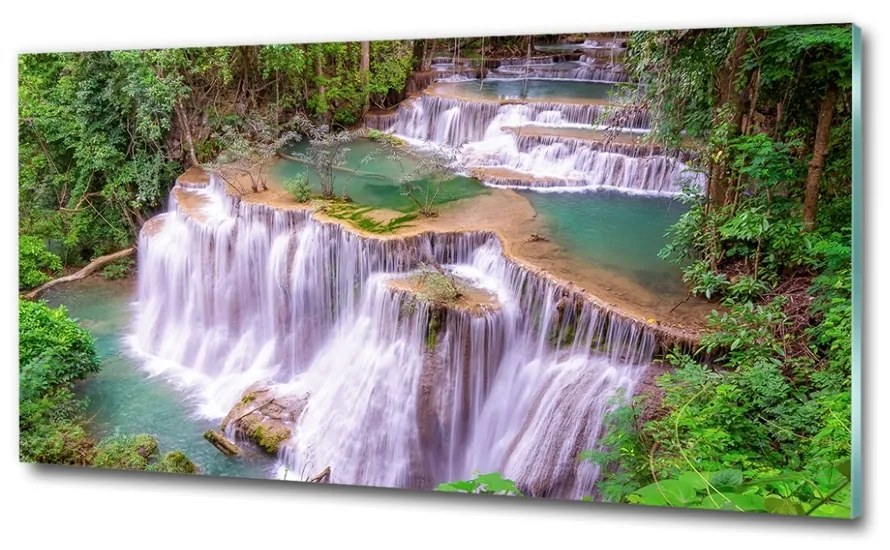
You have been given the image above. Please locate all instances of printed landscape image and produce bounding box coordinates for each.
[18,25,857,516]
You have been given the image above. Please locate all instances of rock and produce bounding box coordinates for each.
[221,382,308,455]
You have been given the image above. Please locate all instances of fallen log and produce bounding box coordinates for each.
[308,466,331,483]
[23,247,136,300]
[203,429,241,456]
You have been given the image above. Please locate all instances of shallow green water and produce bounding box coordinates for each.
[445,78,615,101]
[275,139,487,211]
[522,190,687,296]
[276,139,683,294]
[42,279,275,479]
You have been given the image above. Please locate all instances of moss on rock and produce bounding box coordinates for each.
[249,422,291,454]
[221,382,307,455]
[92,432,159,470]
[147,450,199,474]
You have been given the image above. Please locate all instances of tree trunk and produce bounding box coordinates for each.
[419,39,429,71]
[803,85,838,232]
[709,28,751,207]
[361,41,371,116]
[174,101,199,167]
[23,247,136,300]
[316,50,326,120]
[308,466,331,483]
[203,430,241,456]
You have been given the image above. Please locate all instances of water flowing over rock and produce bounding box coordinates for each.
[388,94,649,146]
[489,56,628,82]
[464,134,707,194]
[373,91,703,195]
[135,176,656,499]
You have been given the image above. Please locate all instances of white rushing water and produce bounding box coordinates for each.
[134,176,654,499]
[367,90,704,195]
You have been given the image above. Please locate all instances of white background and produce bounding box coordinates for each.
[0,1,885,547]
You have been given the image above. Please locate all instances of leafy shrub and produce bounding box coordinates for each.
[19,300,100,401]
[147,450,199,474]
[101,258,135,280]
[19,235,62,290]
[283,175,312,202]
[92,432,160,470]
[725,275,770,304]
[437,472,522,495]
[18,299,101,465]
[626,462,851,518]
[681,260,728,300]
[19,387,95,465]
[410,266,464,304]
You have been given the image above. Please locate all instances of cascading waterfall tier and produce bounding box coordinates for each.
[388,93,650,146]
[489,55,628,83]
[135,175,656,499]
[370,90,704,195]
[464,133,706,194]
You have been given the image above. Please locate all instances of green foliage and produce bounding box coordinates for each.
[283,174,312,202]
[437,472,523,496]
[19,52,181,262]
[409,264,464,304]
[147,450,199,474]
[807,230,853,375]
[18,299,100,465]
[101,258,135,280]
[19,300,100,401]
[19,41,419,267]
[579,398,649,502]
[626,462,850,517]
[93,431,160,470]
[680,260,728,300]
[366,129,405,147]
[19,387,95,465]
[392,144,461,217]
[17,298,197,473]
[19,235,62,289]
[324,202,416,234]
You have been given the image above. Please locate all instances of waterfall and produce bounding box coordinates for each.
[464,134,706,194]
[135,177,655,499]
[373,92,701,195]
[388,94,648,146]
[488,56,628,83]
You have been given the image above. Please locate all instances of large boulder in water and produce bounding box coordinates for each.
[221,382,308,454]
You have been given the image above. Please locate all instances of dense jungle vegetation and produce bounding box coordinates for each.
[16,35,528,468]
[19,299,197,473]
[437,26,855,517]
[18,37,531,276]
[18,27,854,516]
[580,25,853,516]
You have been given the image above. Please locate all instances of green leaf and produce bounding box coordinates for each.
[764,496,805,515]
[632,479,698,507]
[721,492,766,512]
[809,503,851,519]
[474,472,522,495]
[709,469,744,490]
[678,471,710,492]
[436,480,477,493]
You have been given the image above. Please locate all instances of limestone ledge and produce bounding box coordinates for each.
[167,167,712,349]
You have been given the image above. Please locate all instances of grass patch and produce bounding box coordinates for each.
[324,202,417,234]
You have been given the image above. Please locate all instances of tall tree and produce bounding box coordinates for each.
[361,41,371,115]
